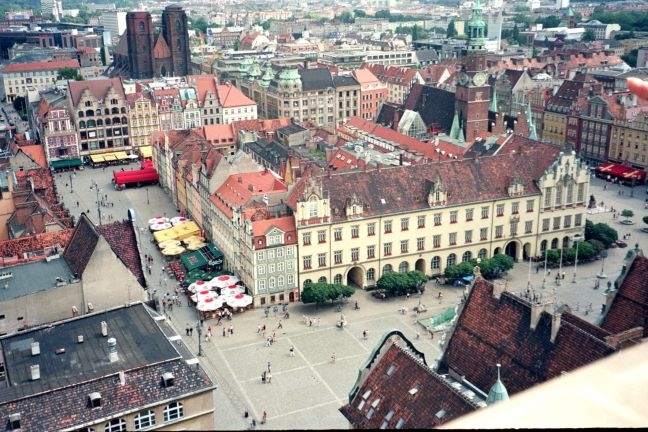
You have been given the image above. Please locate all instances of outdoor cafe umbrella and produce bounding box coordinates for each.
[148,215,169,225]
[220,285,245,297]
[161,245,185,256]
[150,221,172,231]
[187,280,210,293]
[190,289,219,303]
[158,239,181,249]
[171,216,189,226]
[226,293,253,308]
[186,241,208,251]
[183,235,206,245]
[197,296,224,312]
[211,274,240,289]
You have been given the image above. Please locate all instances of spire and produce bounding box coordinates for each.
[466,0,486,51]
[449,111,460,140]
[527,100,538,140]
[486,363,509,405]
[489,88,498,112]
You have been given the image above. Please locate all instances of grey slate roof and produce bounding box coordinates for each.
[298,68,334,91]
[0,303,214,430]
[0,256,75,302]
[333,75,359,88]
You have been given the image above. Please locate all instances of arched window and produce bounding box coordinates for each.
[540,240,548,253]
[478,248,488,260]
[105,118,111,125]
[85,109,94,117]
[462,251,472,262]
[176,20,181,31]
[122,116,128,124]
[551,238,559,249]
[79,121,86,129]
[95,109,101,116]
[78,111,84,118]
[318,276,327,283]
[113,117,121,124]
[134,410,156,430]
[431,256,441,270]
[97,119,103,126]
[382,264,393,276]
[447,253,456,267]
[104,418,126,432]
[104,108,110,115]
[87,120,96,128]
[334,274,342,284]
[111,107,119,114]
[303,279,312,288]
[121,107,127,114]
[139,21,145,32]
[366,268,375,281]
[398,261,408,273]
[562,236,569,248]
[163,402,184,422]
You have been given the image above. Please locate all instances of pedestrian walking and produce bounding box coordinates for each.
[266,373,272,383]
[331,352,336,363]
[289,345,295,357]
[223,327,226,337]
[277,320,283,329]
[261,411,267,424]
[362,330,367,340]
[188,327,193,336]
[185,324,190,336]
[267,361,271,372]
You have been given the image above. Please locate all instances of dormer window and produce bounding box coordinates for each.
[162,372,175,388]
[8,413,20,430]
[88,392,101,408]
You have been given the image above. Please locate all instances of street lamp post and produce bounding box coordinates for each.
[146,187,150,205]
[556,246,563,286]
[542,247,548,289]
[195,321,202,356]
[91,181,102,226]
[67,155,73,193]
[571,234,582,284]
[597,250,608,279]
[527,252,532,291]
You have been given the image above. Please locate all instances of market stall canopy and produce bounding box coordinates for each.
[154,221,201,243]
[181,243,224,272]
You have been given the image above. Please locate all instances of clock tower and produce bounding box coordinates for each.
[455,0,491,143]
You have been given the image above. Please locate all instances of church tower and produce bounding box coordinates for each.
[161,5,191,77]
[454,0,491,143]
[125,11,155,79]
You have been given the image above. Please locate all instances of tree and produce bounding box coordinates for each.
[622,48,638,68]
[374,10,391,20]
[446,20,457,38]
[376,271,426,296]
[582,29,597,42]
[353,9,367,18]
[301,283,354,304]
[644,215,648,226]
[58,67,81,80]
[190,17,208,35]
[535,15,561,28]
[12,96,26,114]
[260,20,271,31]
[620,209,634,221]
[444,262,473,280]
[585,220,618,248]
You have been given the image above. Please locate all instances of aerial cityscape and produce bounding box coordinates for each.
[0,0,646,429]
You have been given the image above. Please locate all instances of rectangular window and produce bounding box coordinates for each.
[481,206,489,219]
[287,274,294,285]
[367,223,376,236]
[577,183,585,202]
[400,240,408,253]
[465,208,474,221]
[480,227,488,241]
[351,225,359,238]
[544,189,552,208]
[434,213,441,225]
[384,220,392,233]
[465,230,472,243]
[367,245,375,259]
[334,250,342,264]
[417,215,425,228]
[526,199,534,212]
[510,222,518,236]
[400,218,409,231]
[318,230,326,243]
[450,211,458,223]
[495,225,503,238]
[511,202,519,214]
[553,216,561,230]
[525,220,533,234]
[433,234,441,248]
[417,237,424,251]
[542,218,550,231]
[303,255,312,270]
[351,248,359,261]
[318,253,327,267]
[564,215,572,228]
[302,233,311,246]
[267,250,275,259]
[496,204,505,216]
[449,232,457,246]
[575,214,583,226]
[258,265,266,275]
[334,228,342,241]
[257,251,265,261]
[384,242,392,256]
[277,262,284,272]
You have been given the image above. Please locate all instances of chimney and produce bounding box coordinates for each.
[30,364,40,380]
[108,337,119,363]
[31,342,40,356]
[529,301,553,330]
[492,281,506,299]
[101,321,108,337]
[78,334,84,343]
[550,313,561,343]
[119,370,126,386]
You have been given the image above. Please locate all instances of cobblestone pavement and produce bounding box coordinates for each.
[53,167,648,430]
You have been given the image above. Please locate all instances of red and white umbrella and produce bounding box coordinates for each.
[187,280,209,293]
[221,285,245,296]
[147,215,169,225]
[150,221,172,231]
[226,293,253,308]
[197,296,224,312]
[171,216,189,226]
[190,289,218,303]
[210,274,240,289]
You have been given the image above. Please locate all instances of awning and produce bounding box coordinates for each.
[139,145,152,158]
[595,162,646,181]
[50,158,83,169]
[181,244,224,271]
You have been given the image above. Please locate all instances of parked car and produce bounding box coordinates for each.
[619,219,635,225]
[615,240,628,248]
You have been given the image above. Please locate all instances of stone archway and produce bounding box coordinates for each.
[415,258,426,274]
[504,240,519,261]
[523,242,532,260]
[346,266,364,288]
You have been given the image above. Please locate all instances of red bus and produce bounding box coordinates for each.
[113,168,159,190]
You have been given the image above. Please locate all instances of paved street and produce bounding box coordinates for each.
[52,166,648,430]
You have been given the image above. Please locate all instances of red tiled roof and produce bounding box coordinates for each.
[216,83,255,108]
[439,277,618,398]
[339,332,479,428]
[3,59,79,73]
[600,253,648,339]
[97,219,146,287]
[231,118,293,138]
[187,74,218,105]
[68,77,125,107]
[0,230,72,265]
[361,63,421,86]
[153,32,171,59]
[211,171,288,218]
[203,124,235,143]
[251,215,297,246]
[16,145,47,169]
